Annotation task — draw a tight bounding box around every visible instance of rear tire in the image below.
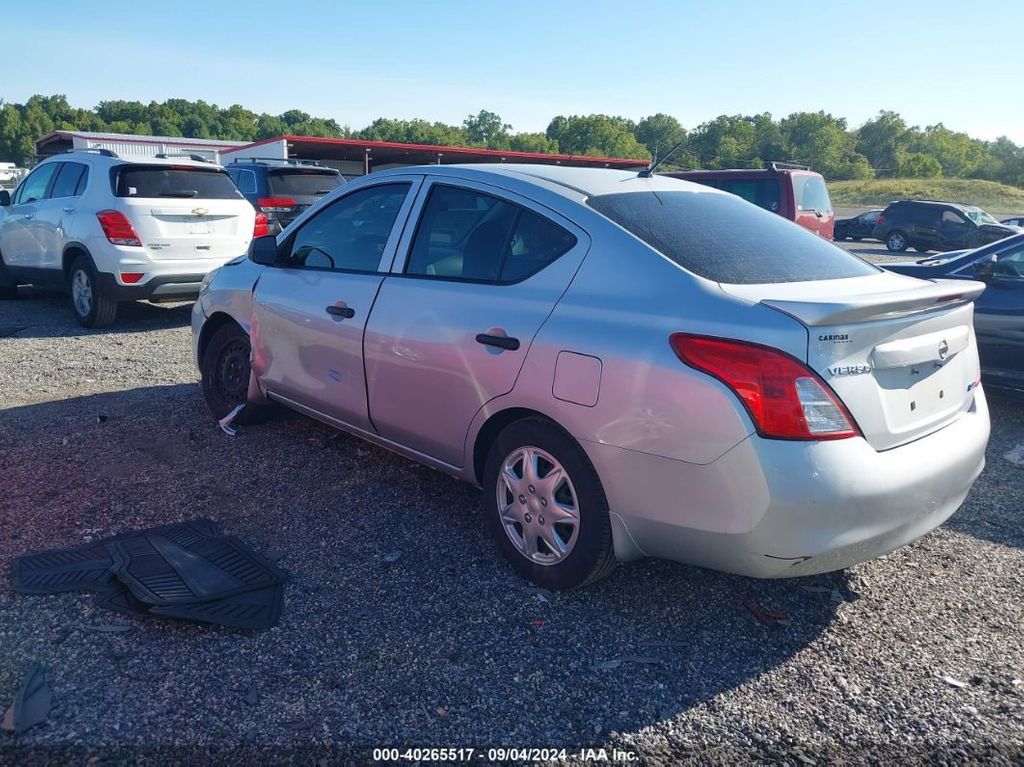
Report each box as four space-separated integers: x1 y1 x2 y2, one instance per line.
482 417 616 590
200 322 265 424
886 231 909 252
68 256 117 327
851 236 862 242
833 227 847 241
914 246 930 253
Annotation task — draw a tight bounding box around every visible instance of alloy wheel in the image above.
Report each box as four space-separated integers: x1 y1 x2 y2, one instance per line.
496 445 580 566
71 269 92 317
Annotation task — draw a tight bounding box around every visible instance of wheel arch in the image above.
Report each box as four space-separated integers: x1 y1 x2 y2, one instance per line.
471 406 576 486
197 311 245 367
62 242 94 276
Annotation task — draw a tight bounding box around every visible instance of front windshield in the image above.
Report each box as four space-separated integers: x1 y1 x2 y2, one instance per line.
964 207 1000 226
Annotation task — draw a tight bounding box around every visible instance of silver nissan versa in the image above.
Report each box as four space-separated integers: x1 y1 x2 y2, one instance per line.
192 164 990 590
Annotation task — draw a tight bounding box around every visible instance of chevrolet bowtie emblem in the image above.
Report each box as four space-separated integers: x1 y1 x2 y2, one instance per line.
192 207 208 217
938 339 949 360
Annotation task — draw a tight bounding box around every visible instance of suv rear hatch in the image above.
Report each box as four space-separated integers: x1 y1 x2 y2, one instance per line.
723 273 985 450
112 164 254 260
264 168 344 227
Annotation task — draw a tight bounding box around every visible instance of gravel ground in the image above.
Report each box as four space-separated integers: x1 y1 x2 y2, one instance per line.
1 290 1023 765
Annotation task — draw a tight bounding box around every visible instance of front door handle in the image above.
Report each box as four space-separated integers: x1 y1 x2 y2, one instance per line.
325 305 355 319
63 207 75 213
476 333 520 351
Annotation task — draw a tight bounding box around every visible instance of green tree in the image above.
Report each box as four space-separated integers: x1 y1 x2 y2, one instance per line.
897 152 942 177
634 113 686 163
463 110 512 149
545 114 648 159
507 132 559 154
855 110 909 176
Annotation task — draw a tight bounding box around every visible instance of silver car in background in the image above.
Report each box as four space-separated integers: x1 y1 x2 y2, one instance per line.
192 165 990 590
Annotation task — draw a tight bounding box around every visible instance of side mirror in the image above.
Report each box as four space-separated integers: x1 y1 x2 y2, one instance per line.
0 190 10 206
249 235 283 267
973 255 997 280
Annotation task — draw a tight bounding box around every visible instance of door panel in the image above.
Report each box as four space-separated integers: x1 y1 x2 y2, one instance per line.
251 179 422 430
973 276 1024 388
252 269 385 431
0 162 60 268
364 179 589 467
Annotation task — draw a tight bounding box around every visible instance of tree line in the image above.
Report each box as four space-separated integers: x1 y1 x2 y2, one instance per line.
1 95 1022 187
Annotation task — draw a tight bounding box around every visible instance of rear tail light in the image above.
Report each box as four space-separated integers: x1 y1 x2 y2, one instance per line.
96 210 142 247
669 333 860 440
119 272 144 284
253 212 269 238
875 214 885 226
257 197 296 213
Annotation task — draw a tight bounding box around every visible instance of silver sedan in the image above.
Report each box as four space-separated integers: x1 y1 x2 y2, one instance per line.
193 164 990 590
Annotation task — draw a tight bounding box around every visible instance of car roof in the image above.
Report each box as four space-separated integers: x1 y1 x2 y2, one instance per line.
367 163 718 200
43 152 225 170
891 199 970 210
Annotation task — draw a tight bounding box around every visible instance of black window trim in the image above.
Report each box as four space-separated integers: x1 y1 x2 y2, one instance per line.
277 180 415 276
397 181 579 287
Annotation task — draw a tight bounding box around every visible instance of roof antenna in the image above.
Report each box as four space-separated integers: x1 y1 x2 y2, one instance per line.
638 139 685 178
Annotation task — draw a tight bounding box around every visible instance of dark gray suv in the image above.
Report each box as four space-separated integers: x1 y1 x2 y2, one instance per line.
225 158 345 234
873 199 1017 253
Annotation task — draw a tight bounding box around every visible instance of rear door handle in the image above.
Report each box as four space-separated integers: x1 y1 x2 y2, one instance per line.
325 305 355 318
475 333 520 351
63 207 75 213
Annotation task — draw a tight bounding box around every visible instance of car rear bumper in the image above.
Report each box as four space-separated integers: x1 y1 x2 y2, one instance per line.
585 388 990 577
98 272 205 300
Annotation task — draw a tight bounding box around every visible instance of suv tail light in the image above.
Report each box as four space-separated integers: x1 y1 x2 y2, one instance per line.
669 333 860 440
253 212 269 238
257 197 296 213
96 210 142 247
875 213 885 226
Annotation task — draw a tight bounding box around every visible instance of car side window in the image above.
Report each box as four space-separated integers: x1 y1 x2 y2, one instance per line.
234 169 257 195
49 162 88 199
942 210 968 226
994 243 1024 279
13 163 59 204
405 185 576 283
286 183 411 273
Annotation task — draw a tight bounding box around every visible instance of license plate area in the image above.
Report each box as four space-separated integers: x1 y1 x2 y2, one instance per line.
875 359 969 431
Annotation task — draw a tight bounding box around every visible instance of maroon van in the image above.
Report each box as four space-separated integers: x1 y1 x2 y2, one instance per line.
666 162 835 240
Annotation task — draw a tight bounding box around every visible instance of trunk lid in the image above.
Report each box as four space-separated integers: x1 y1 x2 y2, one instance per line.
722 273 985 451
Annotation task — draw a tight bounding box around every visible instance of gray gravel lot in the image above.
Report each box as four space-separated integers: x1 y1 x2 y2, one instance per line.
1 289 1023 764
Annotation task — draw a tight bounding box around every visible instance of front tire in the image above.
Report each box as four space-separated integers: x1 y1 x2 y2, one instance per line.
68 256 117 327
482 417 616 590
200 322 264 423
886 231 909 252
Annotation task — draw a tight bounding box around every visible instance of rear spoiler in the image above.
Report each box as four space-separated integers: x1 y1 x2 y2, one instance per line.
760 278 985 327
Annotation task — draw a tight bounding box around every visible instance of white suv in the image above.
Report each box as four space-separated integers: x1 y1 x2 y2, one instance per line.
0 150 259 327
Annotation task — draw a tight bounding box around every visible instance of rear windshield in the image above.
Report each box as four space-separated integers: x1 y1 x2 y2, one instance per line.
695 178 781 213
113 165 243 200
269 170 344 198
587 191 879 284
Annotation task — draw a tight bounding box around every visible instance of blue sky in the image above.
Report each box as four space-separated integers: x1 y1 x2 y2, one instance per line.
4 0 1022 142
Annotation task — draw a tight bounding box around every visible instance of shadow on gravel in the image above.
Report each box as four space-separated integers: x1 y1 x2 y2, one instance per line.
0 384 851 748
0 289 192 339
943 395 1024 550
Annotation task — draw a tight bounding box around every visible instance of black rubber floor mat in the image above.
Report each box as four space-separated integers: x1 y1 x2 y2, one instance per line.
1 663 52 734
109 523 286 606
94 584 153 618
151 584 284 630
11 540 118 594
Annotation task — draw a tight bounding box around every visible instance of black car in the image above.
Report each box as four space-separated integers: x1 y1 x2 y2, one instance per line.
225 158 345 233
873 199 1017 254
885 233 1024 397
1001 215 1024 227
833 209 882 241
